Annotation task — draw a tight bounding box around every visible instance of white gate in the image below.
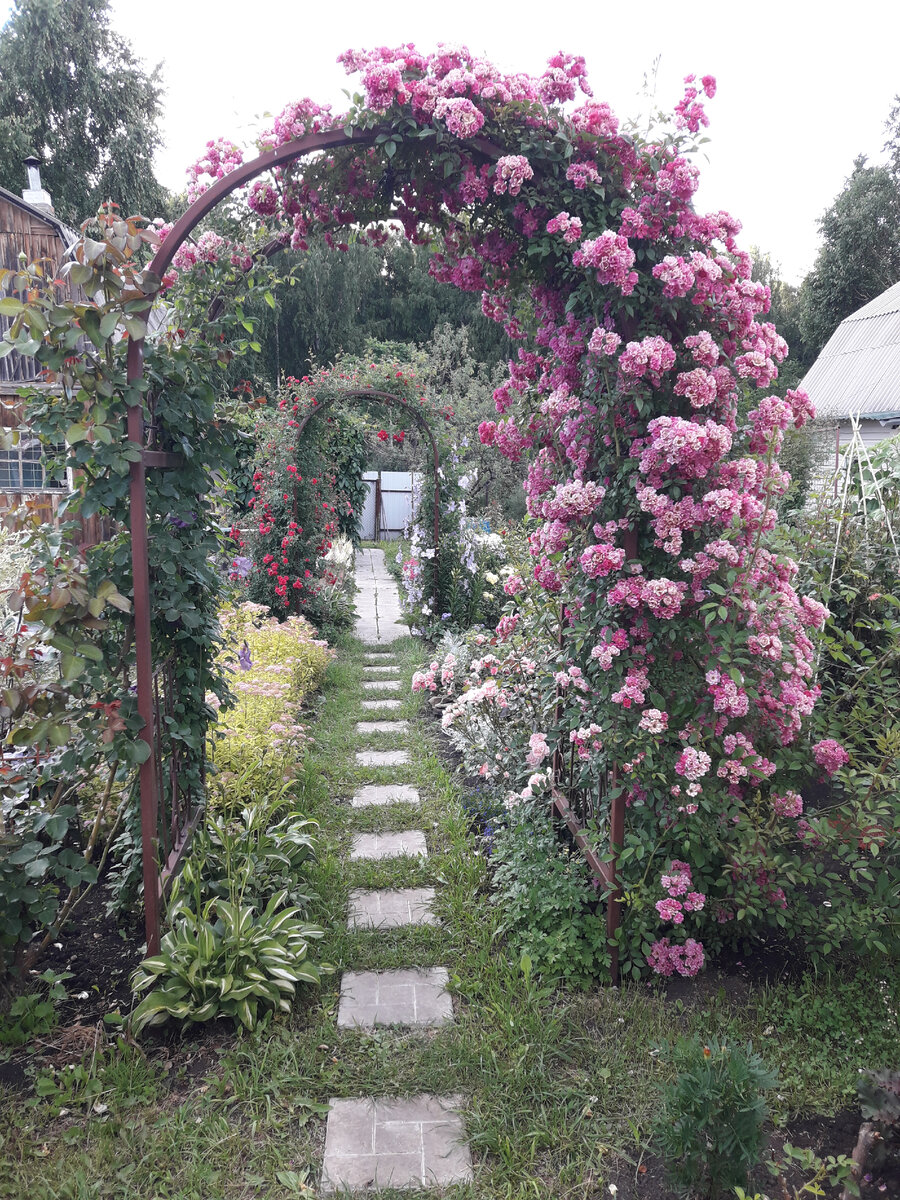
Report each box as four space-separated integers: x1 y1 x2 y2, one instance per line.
357 471 420 541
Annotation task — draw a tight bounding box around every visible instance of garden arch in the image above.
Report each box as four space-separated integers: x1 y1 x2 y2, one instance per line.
127 128 502 952
293 386 443 565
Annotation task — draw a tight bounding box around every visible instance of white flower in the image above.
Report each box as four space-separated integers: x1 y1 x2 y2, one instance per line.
421 605 432 616
484 571 499 585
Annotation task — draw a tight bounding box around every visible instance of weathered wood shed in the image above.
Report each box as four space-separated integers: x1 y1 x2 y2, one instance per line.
0 159 79 527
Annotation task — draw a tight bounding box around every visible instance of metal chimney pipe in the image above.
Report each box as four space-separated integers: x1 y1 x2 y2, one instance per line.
24 155 42 191
22 155 54 213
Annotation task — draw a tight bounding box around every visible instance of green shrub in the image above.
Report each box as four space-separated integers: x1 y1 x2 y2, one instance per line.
653 1036 776 1198
0 969 70 1046
210 602 332 797
489 803 608 987
130 889 327 1034
187 800 318 914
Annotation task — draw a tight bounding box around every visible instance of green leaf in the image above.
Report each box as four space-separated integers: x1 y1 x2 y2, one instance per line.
60 653 85 681
68 264 95 288
75 642 104 662
0 296 24 316
123 316 146 340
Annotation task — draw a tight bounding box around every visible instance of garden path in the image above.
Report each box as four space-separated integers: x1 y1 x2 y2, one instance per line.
353 547 406 645
320 553 473 1192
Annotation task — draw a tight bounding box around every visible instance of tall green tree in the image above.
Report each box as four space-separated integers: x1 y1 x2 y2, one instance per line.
247 234 514 385
799 156 900 356
0 0 167 223
748 247 812 388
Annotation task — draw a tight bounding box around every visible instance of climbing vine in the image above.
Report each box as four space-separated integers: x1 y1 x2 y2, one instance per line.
0 204 284 950
4 42 860 977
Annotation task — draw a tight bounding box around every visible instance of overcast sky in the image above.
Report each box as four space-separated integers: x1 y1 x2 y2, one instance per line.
8 0 900 284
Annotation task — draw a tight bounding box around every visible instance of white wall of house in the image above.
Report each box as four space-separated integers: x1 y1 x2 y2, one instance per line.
837 417 900 450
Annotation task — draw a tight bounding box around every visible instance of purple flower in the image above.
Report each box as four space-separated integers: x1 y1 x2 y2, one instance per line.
238 641 252 670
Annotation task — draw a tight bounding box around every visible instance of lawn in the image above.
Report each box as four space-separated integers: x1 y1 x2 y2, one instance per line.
0 635 897 1200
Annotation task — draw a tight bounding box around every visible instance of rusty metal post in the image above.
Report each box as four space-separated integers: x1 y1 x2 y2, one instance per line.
607 764 624 985
551 601 565 791
605 526 639 984
431 436 442 616
126 338 162 957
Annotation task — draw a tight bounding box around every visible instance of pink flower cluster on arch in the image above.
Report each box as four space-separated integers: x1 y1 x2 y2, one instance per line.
172 45 844 975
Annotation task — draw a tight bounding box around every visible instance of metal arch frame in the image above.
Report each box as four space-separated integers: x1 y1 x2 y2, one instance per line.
293 386 442 561
124 125 489 953
122 122 624 979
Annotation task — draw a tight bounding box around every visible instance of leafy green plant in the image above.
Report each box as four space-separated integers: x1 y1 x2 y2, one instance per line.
130 889 328 1034
186 801 318 913
489 802 608 987
653 1036 776 1198
0 969 70 1046
733 1142 859 1200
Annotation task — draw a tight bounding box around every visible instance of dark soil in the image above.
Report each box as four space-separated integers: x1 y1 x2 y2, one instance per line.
31 880 144 1026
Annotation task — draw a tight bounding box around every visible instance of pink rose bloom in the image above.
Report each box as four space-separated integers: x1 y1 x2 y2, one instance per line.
772 790 803 819
812 739 849 776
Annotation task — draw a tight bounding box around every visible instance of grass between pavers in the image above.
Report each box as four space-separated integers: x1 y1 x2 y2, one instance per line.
1 633 898 1200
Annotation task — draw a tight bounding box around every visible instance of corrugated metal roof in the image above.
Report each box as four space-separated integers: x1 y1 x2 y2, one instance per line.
799 279 900 418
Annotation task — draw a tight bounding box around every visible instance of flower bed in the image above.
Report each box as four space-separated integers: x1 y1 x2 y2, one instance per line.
210 602 332 796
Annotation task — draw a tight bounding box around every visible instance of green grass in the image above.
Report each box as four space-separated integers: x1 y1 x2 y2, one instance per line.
1 632 898 1199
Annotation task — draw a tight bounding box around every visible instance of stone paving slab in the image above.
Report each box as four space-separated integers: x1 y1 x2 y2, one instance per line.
349 830 427 860
355 720 409 735
321 1095 472 1192
363 654 397 663
355 750 409 768
360 698 403 711
363 664 397 674
361 679 401 691
350 784 420 808
337 967 452 1029
348 887 438 929
354 549 407 645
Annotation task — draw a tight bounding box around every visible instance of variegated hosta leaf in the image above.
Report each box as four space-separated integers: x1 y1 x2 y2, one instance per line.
129 897 326 1036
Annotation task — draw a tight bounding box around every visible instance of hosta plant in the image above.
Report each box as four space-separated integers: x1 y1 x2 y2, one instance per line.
130 890 327 1034
186 805 318 913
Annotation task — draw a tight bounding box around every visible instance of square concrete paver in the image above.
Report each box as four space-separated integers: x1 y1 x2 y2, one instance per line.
360 698 402 712
351 784 419 808
348 888 438 929
355 749 409 768
321 1095 472 1192
350 830 427 860
337 968 452 1028
355 720 409 735
362 680 401 691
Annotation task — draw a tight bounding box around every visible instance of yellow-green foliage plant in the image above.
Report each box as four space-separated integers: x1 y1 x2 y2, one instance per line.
210 602 332 800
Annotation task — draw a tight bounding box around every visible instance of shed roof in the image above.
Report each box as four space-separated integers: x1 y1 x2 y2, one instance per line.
0 183 78 248
800 280 900 420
